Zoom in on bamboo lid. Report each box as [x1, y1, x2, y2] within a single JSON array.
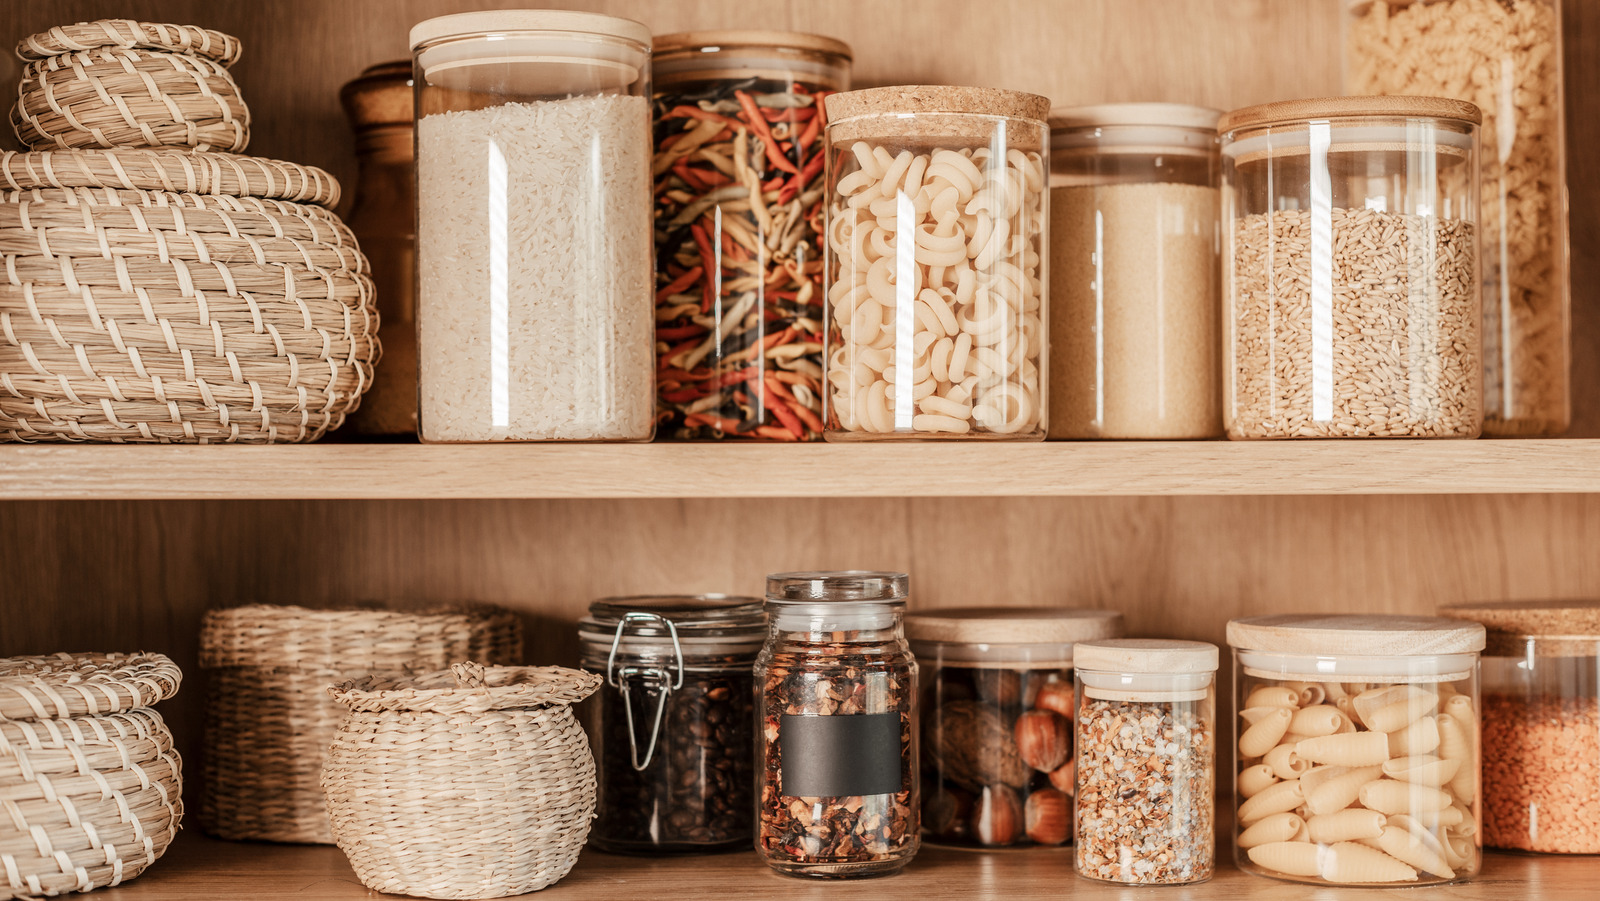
[[1227, 614, 1486, 656], [1439, 600, 1600, 655], [1218, 95, 1482, 134], [340, 61, 413, 130], [1074, 639, 1218, 674], [654, 30, 851, 59], [906, 607, 1123, 645], [409, 9, 650, 50]]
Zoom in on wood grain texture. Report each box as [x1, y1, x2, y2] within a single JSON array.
[[6, 441, 1600, 499], [85, 834, 1600, 899]]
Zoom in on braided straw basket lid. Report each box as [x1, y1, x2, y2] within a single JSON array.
[[0, 151, 377, 443], [198, 605, 523, 844], [13, 20, 249, 152], [0, 653, 183, 900], [322, 664, 600, 900]]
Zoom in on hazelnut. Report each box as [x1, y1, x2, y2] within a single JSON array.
[[1033, 678, 1075, 719], [1014, 709, 1071, 773], [924, 784, 973, 839], [1048, 759, 1076, 794], [1024, 787, 1071, 845], [973, 785, 1022, 846], [974, 669, 1022, 707]]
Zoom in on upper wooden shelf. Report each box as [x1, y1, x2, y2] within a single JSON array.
[[3, 439, 1599, 500]]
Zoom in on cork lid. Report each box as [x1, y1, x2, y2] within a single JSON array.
[[1218, 95, 1482, 134], [1227, 614, 1486, 656], [827, 85, 1050, 123], [340, 61, 413, 130], [653, 30, 851, 59], [1439, 600, 1600, 656], [1074, 639, 1219, 674], [409, 9, 650, 50], [907, 607, 1123, 645]]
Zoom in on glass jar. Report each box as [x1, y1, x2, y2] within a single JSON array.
[[651, 32, 852, 441], [410, 11, 655, 442], [1219, 96, 1483, 439], [1439, 600, 1600, 854], [340, 61, 416, 437], [1227, 614, 1487, 886], [578, 595, 765, 854], [1073, 639, 1218, 886], [907, 607, 1124, 847], [822, 86, 1050, 440], [1047, 103, 1222, 440], [1346, 0, 1569, 437], [756, 571, 918, 877]]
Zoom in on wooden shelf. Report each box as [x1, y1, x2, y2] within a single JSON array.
[[3, 440, 1599, 500], [90, 834, 1599, 900]]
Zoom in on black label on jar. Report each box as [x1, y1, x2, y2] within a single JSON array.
[[778, 712, 901, 798]]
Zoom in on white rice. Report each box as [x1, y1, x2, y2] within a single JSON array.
[[417, 94, 654, 441]]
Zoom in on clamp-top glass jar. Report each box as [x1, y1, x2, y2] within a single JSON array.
[[756, 572, 918, 877], [650, 32, 851, 441], [1439, 600, 1600, 854], [1048, 103, 1222, 440], [411, 11, 655, 442], [822, 86, 1050, 440], [1219, 96, 1482, 439], [578, 595, 765, 854], [1227, 614, 1486, 886]]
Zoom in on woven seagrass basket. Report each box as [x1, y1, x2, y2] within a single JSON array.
[[0, 149, 379, 442], [198, 604, 522, 844], [322, 664, 600, 900], [0, 652, 183, 900], [13, 20, 249, 152]]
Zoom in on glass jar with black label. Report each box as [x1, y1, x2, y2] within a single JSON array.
[[756, 571, 919, 877]]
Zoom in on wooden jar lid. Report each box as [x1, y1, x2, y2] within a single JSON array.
[[341, 61, 413, 130], [1218, 95, 1482, 134], [1227, 614, 1486, 656], [18, 18, 242, 65], [1074, 638, 1218, 674], [653, 30, 851, 59], [907, 607, 1123, 645], [1439, 600, 1600, 655]]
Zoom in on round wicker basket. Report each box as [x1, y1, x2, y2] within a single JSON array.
[[198, 604, 523, 844], [12, 20, 249, 153], [0, 155, 378, 443], [322, 664, 600, 900], [0, 652, 183, 900]]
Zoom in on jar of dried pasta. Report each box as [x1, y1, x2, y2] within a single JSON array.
[[1073, 639, 1218, 885], [1219, 96, 1483, 439], [1227, 614, 1486, 886], [821, 86, 1050, 440], [1346, 0, 1570, 437], [1439, 600, 1600, 854], [756, 571, 918, 877]]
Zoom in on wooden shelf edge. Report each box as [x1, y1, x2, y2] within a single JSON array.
[[3, 440, 1599, 500]]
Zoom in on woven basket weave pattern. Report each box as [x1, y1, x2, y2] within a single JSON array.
[[322, 665, 600, 900], [198, 606, 523, 844], [18, 21, 241, 64], [0, 653, 182, 899], [0, 181, 378, 442]]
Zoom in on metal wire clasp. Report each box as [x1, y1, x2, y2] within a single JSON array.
[[606, 612, 685, 771]]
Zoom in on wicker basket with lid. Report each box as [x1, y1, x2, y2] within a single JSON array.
[[198, 604, 522, 844], [0, 652, 183, 899]]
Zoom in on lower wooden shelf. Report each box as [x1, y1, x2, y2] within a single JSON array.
[[92, 834, 1600, 899]]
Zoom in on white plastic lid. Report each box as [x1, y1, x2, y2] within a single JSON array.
[[1073, 638, 1219, 674], [410, 9, 651, 50]]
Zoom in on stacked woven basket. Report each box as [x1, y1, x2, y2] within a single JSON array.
[[1, 19, 378, 442]]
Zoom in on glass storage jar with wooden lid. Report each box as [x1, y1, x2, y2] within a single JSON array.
[[822, 86, 1051, 440], [907, 606, 1123, 848], [651, 32, 850, 441], [1439, 600, 1600, 854], [1048, 103, 1222, 440], [1219, 95, 1482, 439], [1226, 614, 1486, 886], [1345, 0, 1570, 437]]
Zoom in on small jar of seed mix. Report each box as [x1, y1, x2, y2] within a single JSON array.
[[1227, 614, 1485, 886], [1073, 639, 1218, 886]]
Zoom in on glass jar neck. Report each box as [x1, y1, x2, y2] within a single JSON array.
[[1079, 668, 1213, 702], [769, 614, 904, 644]]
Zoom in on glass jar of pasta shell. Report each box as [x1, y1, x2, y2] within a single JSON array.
[[650, 32, 851, 441], [907, 607, 1123, 848], [1227, 614, 1486, 886], [821, 85, 1050, 440]]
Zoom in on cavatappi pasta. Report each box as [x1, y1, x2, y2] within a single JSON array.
[[824, 141, 1046, 438], [1234, 677, 1480, 885]]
